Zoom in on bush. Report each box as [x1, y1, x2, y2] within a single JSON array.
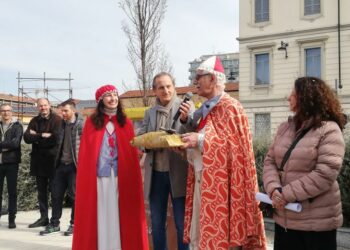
[[253, 138, 350, 227], [17, 143, 37, 211], [339, 141, 350, 227]]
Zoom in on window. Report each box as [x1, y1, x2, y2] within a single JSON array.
[[304, 0, 320, 16], [305, 47, 321, 78], [255, 113, 271, 139], [255, 53, 270, 85], [255, 0, 269, 23]]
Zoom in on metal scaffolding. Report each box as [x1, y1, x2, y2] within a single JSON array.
[[17, 72, 73, 121]]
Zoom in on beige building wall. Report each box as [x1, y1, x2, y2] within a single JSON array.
[[238, 0, 350, 137]]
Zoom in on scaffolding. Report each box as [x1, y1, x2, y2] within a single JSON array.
[[17, 72, 73, 121]]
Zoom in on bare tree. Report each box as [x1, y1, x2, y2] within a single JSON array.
[[119, 0, 170, 107]]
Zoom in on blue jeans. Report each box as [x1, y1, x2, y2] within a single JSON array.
[[150, 170, 189, 250]]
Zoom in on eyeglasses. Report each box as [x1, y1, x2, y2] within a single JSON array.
[[195, 73, 211, 81], [1, 110, 12, 113]]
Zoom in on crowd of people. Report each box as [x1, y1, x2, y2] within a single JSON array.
[[0, 56, 346, 250]]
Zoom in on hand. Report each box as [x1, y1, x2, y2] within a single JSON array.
[[41, 133, 52, 138], [179, 102, 191, 123], [272, 189, 287, 210], [181, 133, 199, 149], [29, 129, 37, 135]]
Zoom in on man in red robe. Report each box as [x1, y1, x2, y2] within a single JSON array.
[[180, 56, 266, 250]]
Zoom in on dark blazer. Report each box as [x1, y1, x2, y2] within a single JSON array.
[[23, 111, 62, 178], [0, 120, 23, 164]]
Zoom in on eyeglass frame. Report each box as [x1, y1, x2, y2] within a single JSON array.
[[195, 73, 212, 82]]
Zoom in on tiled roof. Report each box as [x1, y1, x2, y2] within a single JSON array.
[[120, 82, 239, 99], [0, 93, 36, 103]]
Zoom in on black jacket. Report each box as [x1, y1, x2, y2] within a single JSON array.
[[23, 111, 62, 177], [0, 120, 23, 164]]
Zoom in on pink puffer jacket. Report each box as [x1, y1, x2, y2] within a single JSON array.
[[263, 118, 345, 231]]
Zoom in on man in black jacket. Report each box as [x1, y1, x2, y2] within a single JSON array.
[[24, 98, 62, 228], [0, 104, 23, 229], [40, 100, 83, 236]]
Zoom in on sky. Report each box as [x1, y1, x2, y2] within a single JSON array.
[[0, 0, 239, 102]]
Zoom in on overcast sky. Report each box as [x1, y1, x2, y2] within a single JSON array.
[[0, 0, 239, 101]]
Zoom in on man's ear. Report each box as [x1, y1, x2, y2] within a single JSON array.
[[210, 74, 217, 84]]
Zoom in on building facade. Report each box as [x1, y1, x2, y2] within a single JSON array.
[[188, 53, 239, 84], [238, 0, 350, 139]]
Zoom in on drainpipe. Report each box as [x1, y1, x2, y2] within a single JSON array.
[[338, 0, 342, 89]]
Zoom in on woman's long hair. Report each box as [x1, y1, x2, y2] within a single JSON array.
[[294, 76, 346, 130], [90, 99, 126, 130]]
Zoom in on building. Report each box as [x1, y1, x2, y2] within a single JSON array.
[[188, 53, 239, 84], [0, 93, 37, 123], [238, 0, 350, 139]]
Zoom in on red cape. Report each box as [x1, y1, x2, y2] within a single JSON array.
[[183, 94, 266, 249], [72, 115, 148, 250]]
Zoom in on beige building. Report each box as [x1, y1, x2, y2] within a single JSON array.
[[238, 0, 350, 138]]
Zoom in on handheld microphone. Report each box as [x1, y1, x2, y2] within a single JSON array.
[[173, 92, 193, 121]]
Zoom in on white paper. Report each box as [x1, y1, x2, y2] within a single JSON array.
[[256, 192, 302, 213]]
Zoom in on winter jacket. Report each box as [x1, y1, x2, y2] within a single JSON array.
[[55, 113, 84, 167], [263, 117, 345, 231], [23, 111, 62, 178], [0, 119, 23, 164]]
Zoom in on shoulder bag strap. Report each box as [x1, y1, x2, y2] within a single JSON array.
[[279, 126, 313, 171]]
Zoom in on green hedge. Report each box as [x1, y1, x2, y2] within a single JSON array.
[[253, 138, 350, 227]]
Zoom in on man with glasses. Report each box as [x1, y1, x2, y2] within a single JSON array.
[[0, 104, 23, 229], [180, 56, 266, 249], [24, 98, 62, 228]]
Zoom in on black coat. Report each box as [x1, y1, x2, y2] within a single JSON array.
[[23, 111, 62, 178], [0, 120, 23, 164]]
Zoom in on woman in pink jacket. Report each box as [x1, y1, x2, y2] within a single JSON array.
[[263, 77, 346, 250]]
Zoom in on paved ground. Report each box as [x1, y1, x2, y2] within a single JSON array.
[[0, 209, 72, 250], [0, 208, 274, 250]]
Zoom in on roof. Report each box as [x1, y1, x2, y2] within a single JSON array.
[[119, 82, 239, 99], [0, 93, 36, 103], [75, 99, 96, 109]]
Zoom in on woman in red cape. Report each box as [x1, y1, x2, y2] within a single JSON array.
[[72, 85, 148, 250]]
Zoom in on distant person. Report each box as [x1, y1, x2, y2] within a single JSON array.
[[0, 104, 23, 229], [180, 56, 266, 249], [40, 100, 83, 236], [55, 104, 63, 118], [137, 72, 193, 250], [263, 77, 346, 250], [73, 85, 148, 250], [24, 98, 62, 228]]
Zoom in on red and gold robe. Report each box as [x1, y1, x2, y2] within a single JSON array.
[[72, 115, 148, 250], [184, 93, 266, 250]]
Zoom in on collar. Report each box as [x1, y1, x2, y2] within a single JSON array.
[[65, 114, 76, 124], [201, 94, 221, 119]]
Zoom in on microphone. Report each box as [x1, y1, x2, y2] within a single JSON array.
[[173, 92, 193, 121]]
